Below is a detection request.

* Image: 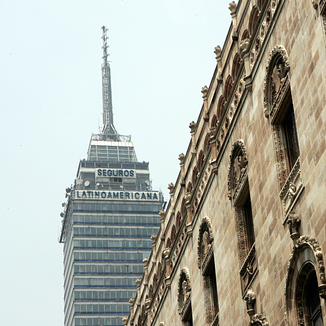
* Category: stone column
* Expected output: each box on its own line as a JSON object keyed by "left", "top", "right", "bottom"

{"left": 159, "top": 210, "right": 166, "bottom": 240}
{"left": 179, "top": 153, "right": 186, "bottom": 187}
{"left": 240, "top": 38, "right": 252, "bottom": 90}
{"left": 168, "top": 182, "right": 175, "bottom": 212}
{"left": 129, "top": 297, "right": 135, "bottom": 322}
{"left": 189, "top": 121, "right": 197, "bottom": 157}
{"left": 136, "top": 278, "right": 142, "bottom": 306}
{"left": 143, "top": 257, "right": 149, "bottom": 286}
{"left": 184, "top": 192, "right": 193, "bottom": 236}
{"left": 163, "top": 248, "right": 172, "bottom": 289}
{"left": 244, "top": 289, "right": 256, "bottom": 321}
{"left": 229, "top": 1, "right": 238, "bottom": 40}
{"left": 214, "top": 45, "right": 223, "bottom": 83}
{"left": 151, "top": 234, "right": 157, "bottom": 263}
{"left": 201, "top": 85, "right": 209, "bottom": 121}
{"left": 209, "top": 126, "right": 218, "bottom": 175}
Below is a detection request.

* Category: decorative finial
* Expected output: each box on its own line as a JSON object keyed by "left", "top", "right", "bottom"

{"left": 168, "top": 182, "right": 175, "bottom": 194}
{"left": 201, "top": 85, "right": 208, "bottom": 100}
{"left": 240, "top": 38, "right": 250, "bottom": 56}
{"left": 178, "top": 153, "right": 185, "bottom": 165}
{"left": 228, "top": 1, "right": 237, "bottom": 14}
{"left": 214, "top": 45, "right": 222, "bottom": 61}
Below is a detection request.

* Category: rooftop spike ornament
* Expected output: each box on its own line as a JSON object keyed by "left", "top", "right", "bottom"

{"left": 101, "top": 26, "right": 120, "bottom": 141}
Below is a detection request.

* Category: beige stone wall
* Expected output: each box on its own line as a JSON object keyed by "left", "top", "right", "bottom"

{"left": 124, "top": 1, "right": 326, "bottom": 326}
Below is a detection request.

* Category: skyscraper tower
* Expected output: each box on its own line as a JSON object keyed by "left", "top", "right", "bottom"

{"left": 59, "top": 27, "right": 164, "bottom": 326}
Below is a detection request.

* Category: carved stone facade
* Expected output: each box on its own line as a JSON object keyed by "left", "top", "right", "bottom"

{"left": 124, "top": 1, "right": 326, "bottom": 326}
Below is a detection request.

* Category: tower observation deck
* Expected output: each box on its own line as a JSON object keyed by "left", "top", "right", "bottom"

{"left": 59, "top": 27, "right": 164, "bottom": 326}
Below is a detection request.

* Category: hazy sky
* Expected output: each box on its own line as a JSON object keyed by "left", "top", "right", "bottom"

{"left": 0, "top": 1, "right": 230, "bottom": 325}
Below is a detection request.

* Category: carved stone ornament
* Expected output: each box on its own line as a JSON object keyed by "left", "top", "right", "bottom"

{"left": 244, "top": 289, "right": 256, "bottom": 317}
{"left": 197, "top": 217, "right": 214, "bottom": 268}
{"left": 189, "top": 121, "right": 196, "bottom": 134}
{"left": 240, "top": 38, "right": 250, "bottom": 56}
{"left": 214, "top": 45, "right": 222, "bottom": 61}
{"left": 177, "top": 267, "right": 192, "bottom": 316}
{"left": 227, "top": 139, "right": 248, "bottom": 200}
{"left": 263, "top": 45, "right": 290, "bottom": 117}
{"left": 201, "top": 85, "right": 208, "bottom": 100}
{"left": 228, "top": 1, "right": 237, "bottom": 14}
{"left": 179, "top": 153, "right": 185, "bottom": 165}
{"left": 312, "top": 0, "right": 318, "bottom": 9}
{"left": 151, "top": 233, "right": 157, "bottom": 245}
{"left": 251, "top": 314, "right": 269, "bottom": 326}
{"left": 168, "top": 182, "right": 175, "bottom": 194}
{"left": 286, "top": 235, "right": 326, "bottom": 299}
{"left": 280, "top": 158, "right": 303, "bottom": 217}
{"left": 159, "top": 210, "right": 165, "bottom": 221}
{"left": 287, "top": 211, "right": 301, "bottom": 240}
{"left": 122, "top": 316, "right": 128, "bottom": 325}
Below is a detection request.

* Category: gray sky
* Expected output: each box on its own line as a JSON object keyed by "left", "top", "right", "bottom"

{"left": 0, "top": 1, "right": 230, "bottom": 325}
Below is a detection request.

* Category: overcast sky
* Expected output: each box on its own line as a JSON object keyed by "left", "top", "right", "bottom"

{"left": 0, "top": 1, "right": 231, "bottom": 325}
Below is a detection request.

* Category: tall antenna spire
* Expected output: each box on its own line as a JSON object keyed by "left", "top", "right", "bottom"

{"left": 101, "top": 26, "right": 119, "bottom": 141}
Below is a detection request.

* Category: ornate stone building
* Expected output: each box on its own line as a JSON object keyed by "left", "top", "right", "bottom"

{"left": 123, "top": 1, "right": 326, "bottom": 326}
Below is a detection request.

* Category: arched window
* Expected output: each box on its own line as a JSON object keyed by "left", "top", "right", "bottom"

{"left": 176, "top": 212, "right": 182, "bottom": 230}
{"left": 264, "top": 46, "right": 301, "bottom": 215}
{"left": 181, "top": 198, "right": 186, "bottom": 218}
{"left": 187, "top": 182, "right": 193, "bottom": 194}
{"left": 303, "top": 268, "right": 323, "bottom": 326}
{"left": 241, "top": 29, "right": 250, "bottom": 41}
{"left": 198, "top": 150, "right": 205, "bottom": 171}
{"left": 217, "top": 96, "right": 226, "bottom": 121}
{"left": 204, "top": 133, "right": 210, "bottom": 154}
{"left": 224, "top": 75, "right": 234, "bottom": 101}
{"left": 228, "top": 140, "right": 257, "bottom": 295}
{"left": 257, "top": 0, "right": 266, "bottom": 10}
{"left": 249, "top": 6, "right": 260, "bottom": 35}
{"left": 171, "top": 225, "right": 176, "bottom": 243}
{"left": 197, "top": 217, "right": 219, "bottom": 325}
{"left": 232, "top": 52, "right": 241, "bottom": 81}
{"left": 286, "top": 237, "right": 325, "bottom": 326}
{"left": 178, "top": 268, "right": 193, "bottom": 326}
{"left": 192, "top": 166, "right": 198, "bottom": 186}
{"left": 211, "top": 114, "right": 218, "bottom": 129}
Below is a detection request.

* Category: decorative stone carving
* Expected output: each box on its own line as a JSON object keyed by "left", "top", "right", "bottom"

{"left": 122, "top": 316, "right": 128, "bottom": 326}
{"left": 312, "top": 0, "right": 319, "bottom": 9}
{"left": 201, "top": 85, "right": 208, "bottom": 100}
{"left": 227, "top": 140, "right": 248, "bottom": 200}
{"left": 244, "top": 289, "right": 256, "bottom": 318}
{"left": 263, "top": 45, "right": 290, "bottom": 117}
{"left": 189, "top": 121, "right": 196, "bottom": 134}
{"left": 240, "top": 245, "right": 257, "bottom": 294}
{"left": 286, "top": 235, "right": 326, "bottom": 299}
{"left": 228, "top": 1, "right": 237, "bottom": 14}
{"left": 136, "top": 278, "right": 142, "bottom": 288}
{"left": 251, "top": 314, "right": 269, "bottom": 326}
{"left": 197, "top": 217, "right": 214, "bottom": 268}
{"left": 168, "top": 182, "right": 175, "bottom": 194}
{"left": 151, "top": 234, "right": 157, "bottom": 245}
{"left": 279, "top": 158, "right": 303, "bottom": 217}
{"left": 179, "top": 153, "right": 185, "bottom": 165}
{"left": 214, "top": 45, "right": 222, "bottom": 61}
{"left": 287, "top": 211, "right": 301, "bottom": 240}
{"left": 177, "top": 267, "right": 192, "bottom": 316}
{"left": 240, "top": 38, "right": 250, "bottom": 56}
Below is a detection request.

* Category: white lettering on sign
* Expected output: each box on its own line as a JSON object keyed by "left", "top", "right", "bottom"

{"left": 74, "top": 190, "right": 161, "bottom": 201}
{"left": 96, "top": 169, "right": 135, "bottom": 177}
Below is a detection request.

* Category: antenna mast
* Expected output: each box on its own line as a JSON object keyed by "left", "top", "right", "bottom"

{"left": 101, "top": 26, "right": 119, "bottom": 141}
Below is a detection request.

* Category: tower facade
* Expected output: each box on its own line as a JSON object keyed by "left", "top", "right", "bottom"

{"left": 60, "top": 28, "right": 164, "bottom": 326}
